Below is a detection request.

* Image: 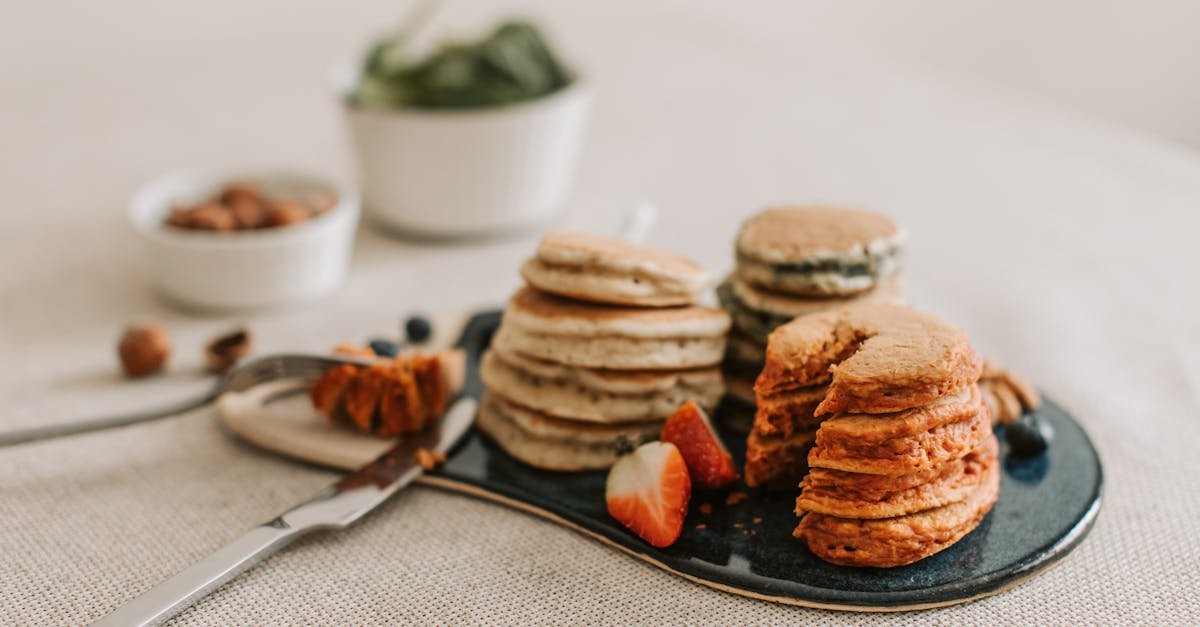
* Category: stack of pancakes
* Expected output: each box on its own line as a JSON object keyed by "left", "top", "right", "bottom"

{"left": 717, "top": 206, "right": 906, "bottom": 429}
{"left": 753, "top": 303, "right": 999, "bottom": 567}
{"left": 478, "top": 233, "right": 731, "bottom": 471}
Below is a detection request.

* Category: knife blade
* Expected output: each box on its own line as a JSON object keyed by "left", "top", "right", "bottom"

{"left": 93, "top": 395, "right": 477, "bottom": 627}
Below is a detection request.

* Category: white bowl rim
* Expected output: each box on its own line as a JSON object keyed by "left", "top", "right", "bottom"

{"left": 130, "top": 167, "right": 361, "bottom": 250}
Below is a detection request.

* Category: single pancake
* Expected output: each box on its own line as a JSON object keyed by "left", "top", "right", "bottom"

{"left": 756, "top": 303, "right": 983, "bottom": 415}
{"left": 479, "top": 348, "right": 723, "bottom": 423}
{"left": 719, "top": 274, "right": 906, "bottom": 344}
{"left": 520, "top": 232, "right": 710, "bottom": 306}
{"left": 475, "top": 392, "right": 662, "bottom": 472}
{"left": 736, "top": 206, "right": 904, "bottom": 296}
{"left": 493, "top": 286, "right": 730, "bottom": 370}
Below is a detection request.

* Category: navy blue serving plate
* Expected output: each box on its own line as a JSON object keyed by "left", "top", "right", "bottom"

{"left": 422, "top": 310, "right": 1104, "bottom": 611}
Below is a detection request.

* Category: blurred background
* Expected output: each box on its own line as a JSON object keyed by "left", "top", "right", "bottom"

{"left": 796, "top": 1, "right": 1200, "bottom": 145}
{"left": 6, "top": 0, "right": 1199, "bottom": 164}
{"left": 5, "top": 0, "right": 1199, "bottom": 192}
{"left": 3, "top": 0, "right": 1197, "bottom": 390}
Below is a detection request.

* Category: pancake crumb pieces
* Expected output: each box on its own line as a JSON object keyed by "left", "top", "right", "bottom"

{"left": 725, "top": 491, "right": 748, "bottom": 506}
{"left": 416, "top": 448, "right": 446, "bottom": 471}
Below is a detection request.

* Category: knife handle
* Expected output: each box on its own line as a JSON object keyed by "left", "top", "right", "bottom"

{"left": 94, "top": 397, "right": 476, "bottom": 626}
{"left": 92, "top": 520, "right": 299, "bottom": 627}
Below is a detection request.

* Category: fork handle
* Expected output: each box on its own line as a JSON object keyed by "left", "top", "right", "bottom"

{"left": 0, "top": 389, "right": 217, "bottom": 448}
{"left": 93, "top": 520, "right": 301, "bottom": 627}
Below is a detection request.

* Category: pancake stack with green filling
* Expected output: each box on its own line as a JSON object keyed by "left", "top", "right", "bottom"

{"left": 717, "top": 206, "right": 906, "bottom": 435}
{"left": 478, "top": 233, "right": 730, "bottom": 471}
{"left": 753, "top": 303, "right": 999, "bottom": 568}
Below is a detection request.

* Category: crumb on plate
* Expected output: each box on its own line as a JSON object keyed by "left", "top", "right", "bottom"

{"left": 416, "top": 448, "right": 446, "bottom": 471}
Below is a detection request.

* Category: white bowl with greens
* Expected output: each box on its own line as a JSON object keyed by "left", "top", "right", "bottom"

{"left": 340, "top": 21, "right": 590, "bottom": 238}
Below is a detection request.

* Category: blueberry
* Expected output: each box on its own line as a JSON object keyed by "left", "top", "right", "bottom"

{"left": 368, "top": 338, "right": 398, "bottom": 357}
{"left": 1006, "top": 415, "right": 1052, "bottom": 458}
{"left": 404, "top": 315, "right": 433, "bottom": 345}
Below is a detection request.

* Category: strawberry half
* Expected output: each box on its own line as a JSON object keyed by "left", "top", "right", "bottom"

{"left": 661, "top": 401, "right": 739, "bottom": 490}
{"left": 606, "top": 441, "right": 691, "bottom": 548}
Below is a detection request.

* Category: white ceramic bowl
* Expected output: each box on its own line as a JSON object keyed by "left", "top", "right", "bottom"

{"left": 340, "top": 77, "right": 591, "bottom": 238}
{"left": 129, "top": 169, "right": 360, "bottom": 311}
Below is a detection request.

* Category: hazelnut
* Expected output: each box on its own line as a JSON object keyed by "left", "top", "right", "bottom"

{"left": 205, "top": 328, "right": 252, "bottom": 374}
{"left": 165, "top": 207, "right": 194, "bottom": 229}
{"left": 228, "top": 196, "right": 267, "bottom": 229}
{"left": 118, "top": 324, "right": 172, "bottom": 377}
{"left": 187, "top": 203, "right": 237, "bottom": 231}
{"left": 218, "top": 182, "right": 264, "bottom": 208}
{"left": 162, "top": 181, "right": 330, "bottom": 232}
{"left": 265, "top": 200, "right": 312, "bottom": 227}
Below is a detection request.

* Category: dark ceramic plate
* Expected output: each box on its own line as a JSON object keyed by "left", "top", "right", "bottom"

{"left": 423, "top": 310, "right": 1104, "bottom": 611}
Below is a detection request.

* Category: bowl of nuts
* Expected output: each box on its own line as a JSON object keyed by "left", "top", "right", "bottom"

{"left": 129, "top": 168, "right": 360, "bottom": 311}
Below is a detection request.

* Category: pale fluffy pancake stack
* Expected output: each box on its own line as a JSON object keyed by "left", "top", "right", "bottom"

{"left": 718, "top": 206, "right": 906, "bottom": 433}
{"left": 751, "top": 303, "right": 999, "bottom": 567}
{"left": 479, "top": 233, "right": 730, "bottom": 471}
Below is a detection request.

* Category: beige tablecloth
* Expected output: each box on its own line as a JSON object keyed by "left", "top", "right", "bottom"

{"left": 2, "top": 1, "right": 1197, "bottom": 624}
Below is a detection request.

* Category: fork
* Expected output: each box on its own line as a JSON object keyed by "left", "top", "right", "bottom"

{"left": 0, "top": 353, "right": 374, "bottom": 448}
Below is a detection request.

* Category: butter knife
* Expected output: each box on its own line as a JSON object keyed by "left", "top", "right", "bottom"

{"left": 93, "top": 396, "right": 477, "bottom": 627}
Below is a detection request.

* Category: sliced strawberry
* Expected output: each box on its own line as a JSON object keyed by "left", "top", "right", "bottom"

{"left": 661, "top": 401, "right": 739, "bottom": 490}
{"left": 606, "top": 441, "right": 691, "bottom": 548}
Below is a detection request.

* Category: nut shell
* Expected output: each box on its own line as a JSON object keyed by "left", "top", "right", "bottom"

{"left": 205, "top": 328, "right": 252, "bottom": 374}
{"left": 187, "top": 203, "right": 237, "bottom": 231}
{"left": 265, "top": 200, "right": 312, "bottom": 227}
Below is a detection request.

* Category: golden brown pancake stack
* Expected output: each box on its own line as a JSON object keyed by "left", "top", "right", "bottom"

{"left": 477, "top": 233, "right": 730, "bottom": 471}
{"left": 753, "top": 303, "right": 1000, "bottom": 567}
{"left": 717, "top": 207, "right": 906, "bottom": 432}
